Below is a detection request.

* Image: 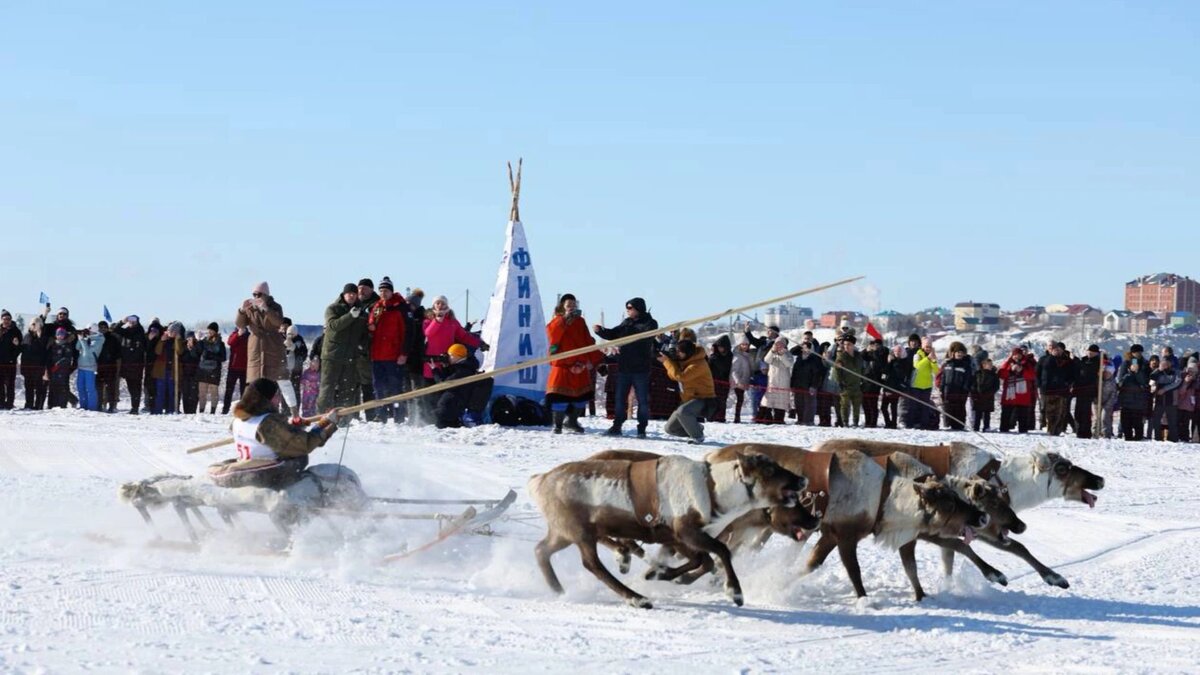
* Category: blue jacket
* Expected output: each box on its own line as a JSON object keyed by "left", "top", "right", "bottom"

{"left": 76, "top": 333, "right": 105, "bottom": 372}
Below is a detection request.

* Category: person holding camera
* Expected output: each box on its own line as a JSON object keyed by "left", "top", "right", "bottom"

{"left": 75, "top": 323, "right": 105, "bottom": 411}
{"left": 545, "top": 293, "right": 602, "bottom": 434}
{"left": 658, "top": 338, "right": 715, "bottom": 443}
{"left": 236, "top": 281, "right": 289, "bottom": 410}
{"left": 1148, "top": 355, "right": 1182, "bottom": 442}
{"left": 907, "top": 336, "right": 940, "bottom": 430}
{"left": 1118, "top": 345, "right": 1150, "bottom": 440}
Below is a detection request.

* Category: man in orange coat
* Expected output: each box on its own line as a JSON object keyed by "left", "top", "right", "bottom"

{"left": 545, "top": 293, "right": 602, "bottom": 434}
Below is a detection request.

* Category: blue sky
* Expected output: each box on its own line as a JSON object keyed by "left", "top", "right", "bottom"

{"left": 2, "top": 2, "right": 1197, "bottom": 327}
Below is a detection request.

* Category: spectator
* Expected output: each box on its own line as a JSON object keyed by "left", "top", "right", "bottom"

{"left": 21, "top": 317, "right": 48, "bottom": 410}
{"left": 223, "top": 326, "right": 248, "bottom": 414}
{"left": 895, "top": 334, "right": 920, "bottom": 427}
{"left": 404, "top": 288, "right": 428, "bottom": 397}
{"left": 743, "top": 322, "right": 781, "bottom": 365}
{"left": 197, "top": 322, "right": 227, "bottom": 414}
{"left": 939, "top": 342, "right": 972, "bottom": 430}
{"left": 1100, "top": 363, "right": 1118, "bottom": 439}
{"left": 971, "top": 357, "right": 1000, "bottom": 431}
{"left": 545, "top": 293, "right": 602, "bottom": 434}
{"left": 729, "top": 339, "right": 752, "bottom": 423}
{"left": 180, "top": 333, "right": 201, "bottom": 414}
{"left": 356, "top": 279, "right": 381, "bottom": 421}
{"left": 0, "top": 310, "right": 21, "bottom": 409}
{"left": 1148, "top": 356, "right": 1181, "bottom": 442}
{"left": 860, "top": 339, "right": 887, "bottom": 428}
{"left": 789, "top": 341, "right": 823, "bottom": 425}
{"left": 300, "top": 353, "right": 320, "bottom": 417}
{"left": 760, "top": 337, "right": 793, "bottom": 424}
{"left": 236, "top": 282, "right": 288, "bottom": 410}
{"left": 1161, "top": 345, "right": 1179, "bottom": 370}
{"left": 110, "top": 315, "right": 147, "bottom": 414}
{"left": 1117, "top": 354, "right": 1149, "bottom": 440}
{"left": 1175, "top": 357, "right": 1199, "bottom": 442}
{"left": 1035, "top": 339, "right": 1056, "bottom": 430}
{"left": 367, "top": 277, "right": 410, "bottom": 424}
{"left": 431, "top": 343, "right": 482, "bottom": 429}
{"left": 594, "top": 297, "right": 658, "bottom": 438}
{"left": 1073, "top": 344, "right": 1102, "bottom": 438}
{"left": 43, "top": 307, "right": 79, "bottom": 407}
{"left": 816, "top": 343, "right": 838, "bottom": 427}
{"left": 906, "top": 337, "right": 939, "bottom": 430}
{"left": 881, "top": 345, "right": 906, "bottom": 429}
{"left": 143, "top": 320, "right": 162, "bottom": 412}
{"left": 75, "top": 324, "right": 105, "bottom": 411}
{"left": 658, "top": 338, "right": 716, "bottom": 443}
{"left": 46, "top": 328, "right": 75, "bottom": 408}
{"left": 834, "top": 336, "right": 865, "bottom": 427}
{"left": 423, "top": 296, "right": 483, "bottom": 383}
{"left": 1146, "top": 354, "right": 1161, "bottom": 439}
{"left": 1038, "top": 342, "right": 1075, "bottom": 436}
{"left": 96, "top": 321, "right": 122, "bottom": 412}
{"left": 286, "top": 324, "right": 308, "bottom": 415}
{"left": 150, "top": 322, "right": 184, "bottom": 414}
{"left": 998, "top": 348, "right": 1035, "bottom": 433}
{"left": 319, "top": 283, "right": 370, "bottom": 414}
{"left": 707, "top": 335, "right": 733, "bottom": 423}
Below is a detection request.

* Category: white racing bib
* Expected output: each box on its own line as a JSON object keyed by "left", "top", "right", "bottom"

{"left": 232, "top": 413, "right": 276, "bottom": 461}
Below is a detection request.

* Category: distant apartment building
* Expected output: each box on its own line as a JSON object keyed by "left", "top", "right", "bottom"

{"left": 819, "top": 311, "right": 866, "bottom": 329}
{"left": 872, "top": 310, "right": 915, "bottom": 334}
{"left": 1129, "top": 311, "right": 1163, "bottom": 334}
{"left": 762, "top": 303, "right": 813, "bottom": 332}
{"left": 1125, "top": 273, "right": 1200, "bottom": 317}
{"left": 1104, "top": 310, "right": 1133, "bottom": 332}
{"left": 953, "top": 302, "right": 1001, "bottom": 333}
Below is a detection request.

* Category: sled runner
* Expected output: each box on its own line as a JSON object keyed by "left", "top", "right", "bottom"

{"left": 115, "top": 463, "right": 516, "bottom": 556}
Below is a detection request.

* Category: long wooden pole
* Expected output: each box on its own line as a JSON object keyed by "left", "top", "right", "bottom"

{"left": 186, "top": 275, "right": 864, "bottom": 453}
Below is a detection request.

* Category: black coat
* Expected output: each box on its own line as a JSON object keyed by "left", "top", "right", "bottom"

{"left": 289, "top": 334, "right": 308, "bottom": 377}
{"left": 47, "top": 340, "right": 75, "bottom": 376}
{"left": 1117, "top": 367, "right": 1150, "bottom": 411}
{"left": 21, "top": 331, "right": 48, "bottom": 369}
{"left": 197, "top": 337, "right": 227, "bottom": 385}
{"left": 97, "top": 330, "right": 123, "bottom": 366}
{"left": 884, "top": 354, "right": 911, "bottom": 392}
{"left": 0, "top": 326, "right": 22, "bottom": 365}
{"left": 110, "top": 323, "right": 148, "bottom": 366}
{"left": 708, "top": 335, "right": 733, "bottom": 384}
{"left": 1150, "top": 368, "right": 1182, "bottom": 407}
{"left": 596, "top": 312, "right": 659, "bottom": 375}
{"left": 1039, "top": 356, "right": 1077, "bottom": 394}
{"left": 405, "top": 303, "right": 426, "bottom": 375}
{"left": 861, "top": 348, "right": 887, "bottom": 394}
{"left": 972, "top": 369, "right": 1000, "bottom": 413}
{"left": 789, "top": 351, "right": 825, "bottom": 390}
{"left": 1073, "top": 355, "right": 1102, "bottom": 398}
{"left": 940, "top": 356, "right": 973, "bottom": 395}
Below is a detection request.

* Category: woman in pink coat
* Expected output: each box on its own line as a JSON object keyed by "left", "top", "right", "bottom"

{"left": 422, "top": 295, "right": 483, "bottom": 382}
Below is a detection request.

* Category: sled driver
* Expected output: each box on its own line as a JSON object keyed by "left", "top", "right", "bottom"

{"left": 208, "top": 378, "right": 340, "bottom": 489}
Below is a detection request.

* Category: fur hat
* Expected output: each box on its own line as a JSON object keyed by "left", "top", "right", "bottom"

{"left": 342, "top": 283, "right": 358, "bottom": 295}
{"left": 253, "top": 281, "right": 270, "bottom": 296}
{"left": 207, "top": 322, "right": 220, "bottom": 332}
{"left": 251, "top": 378, "right": 279, "bottom": 401}
{"left": 447, "top": 344, "right": 469, "bottom": 360}
{"left": 379, "top": 276, "right": 394, "bottom": 291}
{"left": 409, "top": 288, "right": 425, "bottom": 300}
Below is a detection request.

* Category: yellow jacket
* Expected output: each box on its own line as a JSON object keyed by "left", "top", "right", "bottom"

{"left": 912, "top": 349, "right": 940, "bottom": 390}
{"left": 661, "top": 349, "right": 716, "bottom": 402}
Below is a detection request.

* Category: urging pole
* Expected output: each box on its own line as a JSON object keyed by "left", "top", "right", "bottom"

{"left": 187, "top": 275, "right": 865, "bottom": 453}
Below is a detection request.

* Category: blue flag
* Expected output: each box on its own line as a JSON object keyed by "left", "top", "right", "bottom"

{"left": 103, "top": 305, "right": 113, "bottom": 323}
{"left": 39, "top": 292, "right": 49, "bottom": 305}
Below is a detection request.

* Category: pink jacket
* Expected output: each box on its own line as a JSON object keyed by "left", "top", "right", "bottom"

{"left": 422, "top": 314, "right": 480, "bottom": 378}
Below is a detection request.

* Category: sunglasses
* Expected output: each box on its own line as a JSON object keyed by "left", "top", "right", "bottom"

{"left": 252, "top": 292, "right": 263, "bottom": 298}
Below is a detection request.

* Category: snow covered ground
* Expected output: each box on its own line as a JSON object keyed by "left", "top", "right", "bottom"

{"left": 2, "top": 411, "right": 1199, "bottom": 673}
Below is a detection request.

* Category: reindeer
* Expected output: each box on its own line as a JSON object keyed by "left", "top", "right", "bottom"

{"left": 811, "top": 438, "right": 1105, "bottom": 588}
{"left": 529, "top": 452, "right": 804, "bottom": 609}
{"left": 706, "top": 443, "right": 989, "bottom": 601}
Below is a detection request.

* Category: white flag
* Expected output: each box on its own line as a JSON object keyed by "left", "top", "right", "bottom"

{"left": 480, "top": 220, "right": 549, "bottom": 401}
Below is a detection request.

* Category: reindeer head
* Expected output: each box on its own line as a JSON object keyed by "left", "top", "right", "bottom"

{"left": 765, "top": 505, "right": 822, "bottom": 542}
{"left": 737, "top": 453, "right": 806, "bottom": 509}
{"left": 958, "top": 476, "right": 1026, "bottom": 539}
{"left": 914, "top": 477, "right": 990, "bottom": 544}
{"left": 1033, "top": 449, "right": 1105, "bottom": 508}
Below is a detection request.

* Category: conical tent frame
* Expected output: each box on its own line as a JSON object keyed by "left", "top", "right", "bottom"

{"left": 508, "top": 158, "right": 521, "bottom": 223}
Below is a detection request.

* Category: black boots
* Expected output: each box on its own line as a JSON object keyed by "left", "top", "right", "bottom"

{"left": 553, "top": 411, "right": 565, "bottom": 434}
{"left": 564, "top": 407, "right": 585, "bottom": 434}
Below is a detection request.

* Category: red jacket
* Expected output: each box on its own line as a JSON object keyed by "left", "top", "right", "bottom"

{"left": 226, "top": 330, "right": 248, "bottom": 371}
{"left": 997, "top": 356, "right": 1035, "bottom": 407}
{"left": 368, "top": 294, "right": 408, "bottom": 362}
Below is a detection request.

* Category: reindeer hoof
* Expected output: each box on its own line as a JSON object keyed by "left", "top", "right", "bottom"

{"left": 628, "top": 596, "right": 653, "bottom": 610}
{"left": 1044, "top": 573, "right": 1069, "bottom": 589}
{"left": 619, "top": 561, "right": 631, "bottom": 575}
{"left": 728, "top": 590, "right": 744, "bottom": 607}
{"left": 643, "top": 568, "right": 659, "bottom": 581}
{"left": 985, "top": 570, "right": 1009, "bottom": 586}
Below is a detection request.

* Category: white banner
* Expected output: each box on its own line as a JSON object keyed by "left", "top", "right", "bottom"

{"left": 480, "top": 220, "right": 549, "bottom": 401}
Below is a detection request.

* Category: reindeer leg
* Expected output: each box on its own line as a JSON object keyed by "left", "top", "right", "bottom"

{"left": 578, "top": 535, "right": 652, "bottom": 609}
{"left": 598, "top": 537, "right": 634, "bottom": 574}
{"left": 535, "top": 534, "right": 571, "bottom": 595}
{"left": 675, "top": 554, "right": 719, "bottom": 585}
{"left": 920, "top": 534, "right": 1007, "bottom": 586}
{"left": 941, "top": 546, "right": 957, "bottom": 578}
{"left": 980, "top": 536, "right": 1068, "bottom": 589}
{"left": 677, "top": 529, "right": 744, "bottom": 606}
{"left": 805, "top": 531, "right": 839, "bottom": 573}
{"left": 835, "top": 536, "right": 868, "bottom": 598}
{"left": 899, "top": 540, "right": 925, "bottom": 602}
{"left": 654, "top": 549, "right": 712, "bottom": 583}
